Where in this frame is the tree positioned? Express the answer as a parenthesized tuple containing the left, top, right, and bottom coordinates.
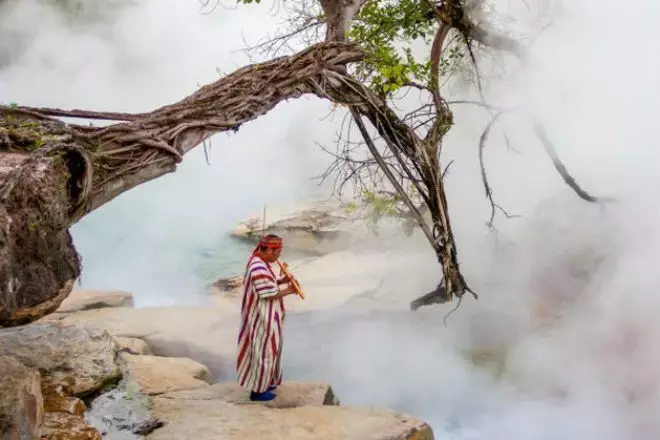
(0, 0, 603, 327)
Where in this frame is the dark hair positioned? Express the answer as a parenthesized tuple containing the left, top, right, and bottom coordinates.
(258, 234, 282, 252)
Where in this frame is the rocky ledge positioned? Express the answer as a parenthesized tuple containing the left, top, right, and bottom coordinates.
(230, 198, 359, 255)
(0, 289, 435, 440)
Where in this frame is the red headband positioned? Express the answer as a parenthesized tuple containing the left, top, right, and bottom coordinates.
(250, 236, 282, 261)
(259, 237, 282, 249)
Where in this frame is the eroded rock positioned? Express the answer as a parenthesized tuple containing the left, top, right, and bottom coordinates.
(0, 355, 43, 440)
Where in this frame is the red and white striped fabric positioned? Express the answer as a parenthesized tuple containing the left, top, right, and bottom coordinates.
(236, 254, 285, 393)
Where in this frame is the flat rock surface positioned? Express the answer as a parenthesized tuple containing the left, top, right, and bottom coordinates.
(160, 381, 339, 408)
(120, 353, 211, 395)
(146, 398, 433, 440)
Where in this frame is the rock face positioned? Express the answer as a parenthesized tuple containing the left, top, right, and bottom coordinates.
(230, 199, 356, 255)
(147, 381, 434, 440)
(0, 356, 43, 440)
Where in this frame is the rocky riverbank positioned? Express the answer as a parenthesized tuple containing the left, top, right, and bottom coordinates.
(0, 289, 435, 439)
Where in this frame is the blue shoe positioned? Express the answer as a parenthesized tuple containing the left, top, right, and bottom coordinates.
(268, 385, 277, 392)
(250, 391, 276, 401)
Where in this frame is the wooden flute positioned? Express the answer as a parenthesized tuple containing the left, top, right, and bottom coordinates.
(276, 260, 305, 300)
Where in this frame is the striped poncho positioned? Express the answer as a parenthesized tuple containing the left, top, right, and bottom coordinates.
(236, 254, 285, 393)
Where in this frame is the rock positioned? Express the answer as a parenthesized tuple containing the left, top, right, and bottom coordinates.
(160, 381, 339, 408)
(0, 322, 121, 396)
(41, 412, 101, 440)
(230, 199, 356, 255)
(120, 353, 211, 395)
(210, 275, 243, 299)
(56, 289, 134, 314)
(0, 356, 43, 440)
(146, 395, 433, 440)
(114, 337, 153, 355)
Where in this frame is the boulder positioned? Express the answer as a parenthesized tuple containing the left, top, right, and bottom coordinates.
(120, 353, 211, 395)
(0, 322, 121, 396)
(0, 356, 43, 440)
(56, 289, 134, 314)
(114, 336, 153, 355)
(146, 382, 434, 440)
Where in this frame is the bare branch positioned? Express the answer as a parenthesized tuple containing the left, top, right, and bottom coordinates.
(532, 121, 610, 203)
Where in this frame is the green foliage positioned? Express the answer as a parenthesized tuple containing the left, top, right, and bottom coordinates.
(349, 0, 436, 94)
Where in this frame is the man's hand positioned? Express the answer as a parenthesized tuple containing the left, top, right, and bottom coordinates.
(281, 285, 298, 296)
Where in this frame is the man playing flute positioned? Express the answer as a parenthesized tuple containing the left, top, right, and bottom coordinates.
(236, 234, 298, 402)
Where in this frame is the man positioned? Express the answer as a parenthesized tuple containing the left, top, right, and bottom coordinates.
(236, 234, 298, 401)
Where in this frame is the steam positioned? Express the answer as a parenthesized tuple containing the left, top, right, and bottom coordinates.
(2, 0, 660, 439)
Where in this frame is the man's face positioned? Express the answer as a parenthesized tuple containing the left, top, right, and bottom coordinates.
(263, 242, 282, 262)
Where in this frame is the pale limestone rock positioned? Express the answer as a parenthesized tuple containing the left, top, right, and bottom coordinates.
(120, 353, 211, 395)
(56, 289, 134, 313)
(0, 356, 43, 440)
